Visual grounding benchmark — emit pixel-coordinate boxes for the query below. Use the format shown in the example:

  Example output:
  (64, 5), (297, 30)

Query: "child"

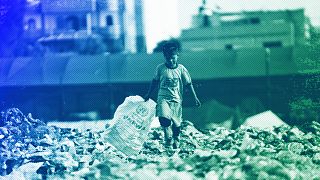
(144, 42), (201, 149)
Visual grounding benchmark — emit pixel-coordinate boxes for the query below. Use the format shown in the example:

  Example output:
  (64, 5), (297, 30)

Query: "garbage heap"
(0, 108), (320, 179)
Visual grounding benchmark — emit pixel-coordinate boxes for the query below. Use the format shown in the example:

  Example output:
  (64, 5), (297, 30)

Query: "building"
(180, 4), (311, 51)
(23, 0), (146, 54)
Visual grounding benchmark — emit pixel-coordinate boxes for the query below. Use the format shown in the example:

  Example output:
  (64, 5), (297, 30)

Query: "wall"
(0, 47), (299, 86)
(0, 47), (311, 122)
(181, 22), (295, 50)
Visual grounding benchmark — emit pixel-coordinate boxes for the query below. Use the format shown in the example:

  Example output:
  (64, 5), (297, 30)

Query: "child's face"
(165, 53), (179, 68)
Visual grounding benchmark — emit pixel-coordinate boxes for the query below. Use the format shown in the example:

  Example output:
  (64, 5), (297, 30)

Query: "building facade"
(180, 7), (311, 51)
(23, 0), (146, 54)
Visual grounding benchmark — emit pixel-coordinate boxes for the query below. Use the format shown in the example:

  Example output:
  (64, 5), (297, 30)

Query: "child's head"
(162, 42), (179, 56)
(162, 42), (180, 68)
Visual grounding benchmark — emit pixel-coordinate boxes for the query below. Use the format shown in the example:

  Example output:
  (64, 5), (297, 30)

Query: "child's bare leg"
(159, 117), (172, 147)
(172, 123), (180, 149)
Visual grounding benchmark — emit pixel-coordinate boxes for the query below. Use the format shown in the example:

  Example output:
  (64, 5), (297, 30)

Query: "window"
(250, 18), (260, 24)
(263, 41), (282, 48)
(225, 44), (233, 50)
(66, 16), (80, 31)
(106, 15), (114, 26)
(80, 15), (87, 28)
(203, 15), (210, 27)
(27, 19), (36, 30)
(56, 16), (65, 30)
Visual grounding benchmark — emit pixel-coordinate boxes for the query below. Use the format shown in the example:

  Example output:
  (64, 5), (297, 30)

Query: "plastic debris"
(0, 108), (319, 179)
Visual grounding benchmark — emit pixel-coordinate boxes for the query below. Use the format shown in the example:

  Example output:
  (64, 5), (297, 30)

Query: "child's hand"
(195, 97), (201, 107)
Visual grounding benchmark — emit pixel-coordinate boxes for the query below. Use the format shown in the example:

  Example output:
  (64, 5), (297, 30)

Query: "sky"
(143, 0), (180, 52)
(143, 0), (320, 52)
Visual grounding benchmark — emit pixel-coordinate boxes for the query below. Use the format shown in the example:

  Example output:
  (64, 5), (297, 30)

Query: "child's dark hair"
(162, 41), (180, 56)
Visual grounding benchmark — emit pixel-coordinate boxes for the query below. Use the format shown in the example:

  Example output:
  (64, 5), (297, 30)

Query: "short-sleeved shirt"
(153, 63), (192, 103)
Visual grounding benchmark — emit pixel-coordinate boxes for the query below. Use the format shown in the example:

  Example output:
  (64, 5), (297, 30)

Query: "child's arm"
(144, 79), (159, 101)
(186, 83), (201, 107)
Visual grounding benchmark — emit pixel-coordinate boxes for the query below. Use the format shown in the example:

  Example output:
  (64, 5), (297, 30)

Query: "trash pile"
(1, 108), (320, 179)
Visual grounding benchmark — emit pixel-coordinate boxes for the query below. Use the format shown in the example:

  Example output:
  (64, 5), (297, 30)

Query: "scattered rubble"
(0, 108), (320, 179)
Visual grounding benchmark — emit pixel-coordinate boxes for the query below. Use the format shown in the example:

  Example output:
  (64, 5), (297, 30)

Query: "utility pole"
(265, 48), (271, 109)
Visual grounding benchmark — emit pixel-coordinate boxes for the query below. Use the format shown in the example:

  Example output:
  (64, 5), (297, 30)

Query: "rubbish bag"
(104, 96), (157, 156)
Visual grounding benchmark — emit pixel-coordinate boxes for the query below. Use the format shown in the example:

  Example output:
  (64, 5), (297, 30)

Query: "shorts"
(156, 99), (182, 126)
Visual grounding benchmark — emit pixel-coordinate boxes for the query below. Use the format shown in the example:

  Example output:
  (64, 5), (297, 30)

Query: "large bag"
(104, 96), (156, 156)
